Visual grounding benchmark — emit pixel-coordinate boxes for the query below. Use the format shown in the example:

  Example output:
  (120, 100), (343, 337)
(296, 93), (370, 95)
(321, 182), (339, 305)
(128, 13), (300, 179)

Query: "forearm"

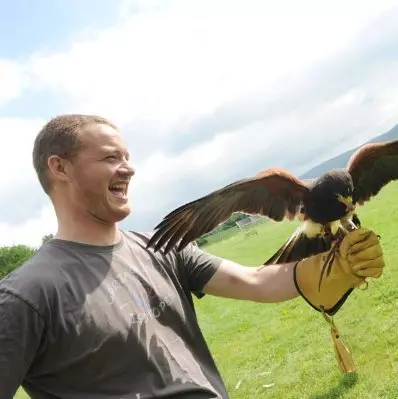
(252, 262), (299, 302)
(202, 259), (299, 303)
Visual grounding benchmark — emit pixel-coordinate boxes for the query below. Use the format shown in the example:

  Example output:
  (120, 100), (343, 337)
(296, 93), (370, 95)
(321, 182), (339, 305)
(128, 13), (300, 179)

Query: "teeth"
(109, 183), (127, 193)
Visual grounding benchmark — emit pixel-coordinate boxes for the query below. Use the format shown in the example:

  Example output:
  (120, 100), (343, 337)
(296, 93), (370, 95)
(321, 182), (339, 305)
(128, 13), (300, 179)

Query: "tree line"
(0, 213), (251, 279)
(0, 234), (53, 279)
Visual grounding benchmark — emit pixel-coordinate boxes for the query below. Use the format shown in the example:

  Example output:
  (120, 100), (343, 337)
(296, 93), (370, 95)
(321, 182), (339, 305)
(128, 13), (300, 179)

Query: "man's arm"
(177, 241), (298, 302)
(202, 259), (299, 303)
(201, 228), (385, 316)
(0, 289), (44, 398)
(179, 228), (384, 315)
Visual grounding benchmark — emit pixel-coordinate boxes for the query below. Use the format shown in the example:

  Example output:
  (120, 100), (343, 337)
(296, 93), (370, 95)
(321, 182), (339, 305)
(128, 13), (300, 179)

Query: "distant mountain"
(300, 124), (398, 178)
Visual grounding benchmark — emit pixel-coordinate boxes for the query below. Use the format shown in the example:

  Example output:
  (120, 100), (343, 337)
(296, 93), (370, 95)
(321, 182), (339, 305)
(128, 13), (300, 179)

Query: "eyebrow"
(100, 147), (130, 158)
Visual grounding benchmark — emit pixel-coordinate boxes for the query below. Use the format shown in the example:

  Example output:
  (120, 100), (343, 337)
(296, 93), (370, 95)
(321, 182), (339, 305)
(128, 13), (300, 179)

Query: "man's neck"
(54, 211), (122, 247)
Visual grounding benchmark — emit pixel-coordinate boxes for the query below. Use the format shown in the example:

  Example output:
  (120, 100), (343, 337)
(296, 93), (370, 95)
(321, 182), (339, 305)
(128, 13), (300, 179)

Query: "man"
(0, 114), (385, 399)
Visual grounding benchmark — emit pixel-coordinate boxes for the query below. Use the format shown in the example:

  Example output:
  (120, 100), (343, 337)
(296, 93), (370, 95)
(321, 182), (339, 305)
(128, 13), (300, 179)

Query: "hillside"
(300, 123), (398, 178)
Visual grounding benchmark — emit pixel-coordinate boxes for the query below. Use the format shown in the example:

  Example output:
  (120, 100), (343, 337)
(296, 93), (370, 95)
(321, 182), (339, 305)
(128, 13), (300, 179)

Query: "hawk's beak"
(337, 195), (355, 212)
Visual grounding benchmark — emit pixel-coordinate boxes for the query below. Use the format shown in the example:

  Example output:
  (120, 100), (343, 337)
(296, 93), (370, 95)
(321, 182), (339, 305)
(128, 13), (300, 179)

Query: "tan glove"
(294, 228), (385, 316)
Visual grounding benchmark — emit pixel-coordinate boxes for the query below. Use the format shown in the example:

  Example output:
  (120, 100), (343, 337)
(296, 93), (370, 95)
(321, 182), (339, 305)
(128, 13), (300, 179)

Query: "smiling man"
(0, 114), (385, 399)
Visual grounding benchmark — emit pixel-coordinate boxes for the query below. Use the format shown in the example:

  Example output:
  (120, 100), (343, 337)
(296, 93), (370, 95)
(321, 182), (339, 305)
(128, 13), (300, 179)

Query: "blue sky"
(1, 0), (398, 247)
(0, 0), (121, 58)
(0, 0), (123, 119)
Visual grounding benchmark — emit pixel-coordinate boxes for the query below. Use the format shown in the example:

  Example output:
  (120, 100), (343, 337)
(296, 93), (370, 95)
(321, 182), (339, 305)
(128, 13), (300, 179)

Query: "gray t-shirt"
(0, 230), (228, 399)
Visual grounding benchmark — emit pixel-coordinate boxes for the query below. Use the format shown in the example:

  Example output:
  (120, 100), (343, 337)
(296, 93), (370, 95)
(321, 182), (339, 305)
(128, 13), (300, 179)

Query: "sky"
(1, 0), (398, 248)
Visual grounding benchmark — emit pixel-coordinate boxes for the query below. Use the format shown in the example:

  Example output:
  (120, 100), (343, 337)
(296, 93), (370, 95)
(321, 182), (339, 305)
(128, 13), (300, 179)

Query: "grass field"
(193, 181), (398, 398)
(15, 181), (398, 398)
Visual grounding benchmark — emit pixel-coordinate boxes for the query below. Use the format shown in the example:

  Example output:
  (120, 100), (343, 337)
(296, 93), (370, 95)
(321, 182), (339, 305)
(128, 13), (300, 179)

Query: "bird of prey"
(147, 139), (398, 278)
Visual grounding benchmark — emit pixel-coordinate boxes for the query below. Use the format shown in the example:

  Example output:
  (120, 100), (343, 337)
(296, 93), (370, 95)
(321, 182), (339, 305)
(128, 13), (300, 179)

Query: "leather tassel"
(321, 310), (356, 374)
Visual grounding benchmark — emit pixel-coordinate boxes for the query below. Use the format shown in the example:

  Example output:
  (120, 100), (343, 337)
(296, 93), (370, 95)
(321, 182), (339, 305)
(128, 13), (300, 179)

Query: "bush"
(196, 237), (208, 247)
(0, 245), (36, 279)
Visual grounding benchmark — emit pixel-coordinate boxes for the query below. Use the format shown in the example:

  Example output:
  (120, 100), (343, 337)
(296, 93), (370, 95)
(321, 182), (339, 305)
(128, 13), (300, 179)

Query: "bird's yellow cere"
(337, 194), (353, 205)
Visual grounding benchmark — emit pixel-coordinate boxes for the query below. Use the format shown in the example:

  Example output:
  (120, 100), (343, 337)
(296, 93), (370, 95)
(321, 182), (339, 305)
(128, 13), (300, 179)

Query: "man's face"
(65, 123), (135, 224)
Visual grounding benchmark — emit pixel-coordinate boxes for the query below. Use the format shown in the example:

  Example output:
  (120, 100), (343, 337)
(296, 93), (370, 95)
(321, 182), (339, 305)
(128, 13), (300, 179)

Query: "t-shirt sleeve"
(177, 243), (223, 299)
(0, 289), (45, 398)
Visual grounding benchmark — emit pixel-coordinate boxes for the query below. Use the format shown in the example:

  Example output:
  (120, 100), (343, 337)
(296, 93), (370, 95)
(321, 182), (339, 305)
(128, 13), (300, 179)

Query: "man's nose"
(119, 161), (135, 177)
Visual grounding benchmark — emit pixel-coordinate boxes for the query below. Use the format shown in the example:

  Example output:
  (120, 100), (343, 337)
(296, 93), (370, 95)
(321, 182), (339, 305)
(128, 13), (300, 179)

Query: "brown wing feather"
(147, 168), (309, 253)
(347, 139), (398, 204)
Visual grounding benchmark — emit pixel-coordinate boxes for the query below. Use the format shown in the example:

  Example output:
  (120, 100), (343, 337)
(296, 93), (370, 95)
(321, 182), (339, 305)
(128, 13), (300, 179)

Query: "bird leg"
(318, 228), (346, 291)
(318, 214), (362, 290)
(341, 216), (358, 233)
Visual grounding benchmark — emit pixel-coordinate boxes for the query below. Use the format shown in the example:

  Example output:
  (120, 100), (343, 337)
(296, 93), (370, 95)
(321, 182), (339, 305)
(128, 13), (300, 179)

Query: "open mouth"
(109, 183), (128, 198)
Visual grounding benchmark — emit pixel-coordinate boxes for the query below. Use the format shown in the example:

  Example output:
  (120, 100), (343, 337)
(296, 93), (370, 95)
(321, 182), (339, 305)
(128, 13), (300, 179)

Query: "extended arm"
(201, 228), (385, 315)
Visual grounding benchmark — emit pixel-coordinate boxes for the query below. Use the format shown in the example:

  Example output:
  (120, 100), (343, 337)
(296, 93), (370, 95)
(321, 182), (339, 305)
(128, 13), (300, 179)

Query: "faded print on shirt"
(0, 230), (228, 399)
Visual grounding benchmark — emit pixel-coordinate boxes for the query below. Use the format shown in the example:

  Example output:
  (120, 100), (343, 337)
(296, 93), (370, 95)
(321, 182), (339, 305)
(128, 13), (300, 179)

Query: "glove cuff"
(293, 260), (319, 311)
(293, 260), (354, 316)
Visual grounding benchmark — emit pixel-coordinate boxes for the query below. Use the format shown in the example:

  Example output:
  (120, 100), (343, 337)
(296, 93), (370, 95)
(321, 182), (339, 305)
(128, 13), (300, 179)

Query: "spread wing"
(147, 168), (309, 253)
(347, 139), (398, 204)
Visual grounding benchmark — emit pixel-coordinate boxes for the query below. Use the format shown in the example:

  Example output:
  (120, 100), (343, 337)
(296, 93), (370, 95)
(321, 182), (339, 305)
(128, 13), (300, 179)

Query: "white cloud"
(0, 118), (55, 246)
(0, 60), (31, 106)
(3, 0), (398, 246)
(130, 78), (398, 228)
(26, 0), (390, 129)
(0, 205), (56, 248)
(0, 117), (45, 185)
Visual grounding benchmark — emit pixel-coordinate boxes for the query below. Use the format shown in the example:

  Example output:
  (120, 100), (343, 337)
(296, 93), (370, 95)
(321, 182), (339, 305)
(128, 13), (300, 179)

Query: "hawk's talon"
(318, 233), (344, 291)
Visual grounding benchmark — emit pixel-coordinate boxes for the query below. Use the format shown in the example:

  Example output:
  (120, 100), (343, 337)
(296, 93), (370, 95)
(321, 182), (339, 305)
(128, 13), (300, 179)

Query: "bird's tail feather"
(262, 224), (333, 265)
(261, 213), (361, 266)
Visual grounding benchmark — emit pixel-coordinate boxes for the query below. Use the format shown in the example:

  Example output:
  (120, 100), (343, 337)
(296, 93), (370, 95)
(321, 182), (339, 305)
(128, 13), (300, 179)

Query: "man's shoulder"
(0, 244), (64, 314)
(121, 229), (169, 253)
(1, 243), (60, 281)
(0, 238), (101, 298)
(122, 229), (155, 241)
(121, 229), (213, 256)
(121, 229), (221, 267)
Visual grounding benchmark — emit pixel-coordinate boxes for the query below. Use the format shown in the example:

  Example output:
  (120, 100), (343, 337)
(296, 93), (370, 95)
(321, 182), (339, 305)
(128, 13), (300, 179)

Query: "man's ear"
(47, 155), (71, 184)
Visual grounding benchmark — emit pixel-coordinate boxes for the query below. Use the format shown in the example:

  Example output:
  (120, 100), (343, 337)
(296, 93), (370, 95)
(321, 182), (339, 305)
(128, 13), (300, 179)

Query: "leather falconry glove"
(293, 228), (385, 374)
(294, 227), (385, 316)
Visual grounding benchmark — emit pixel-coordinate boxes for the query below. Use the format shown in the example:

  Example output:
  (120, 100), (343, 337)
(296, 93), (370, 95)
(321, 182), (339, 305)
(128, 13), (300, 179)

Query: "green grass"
(14, 182), (398, 398)
(193, 181), (398, 398)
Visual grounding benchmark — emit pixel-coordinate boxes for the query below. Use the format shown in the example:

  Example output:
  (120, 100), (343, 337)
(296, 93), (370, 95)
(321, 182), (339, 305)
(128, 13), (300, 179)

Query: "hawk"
(146, 139), (398, 275)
